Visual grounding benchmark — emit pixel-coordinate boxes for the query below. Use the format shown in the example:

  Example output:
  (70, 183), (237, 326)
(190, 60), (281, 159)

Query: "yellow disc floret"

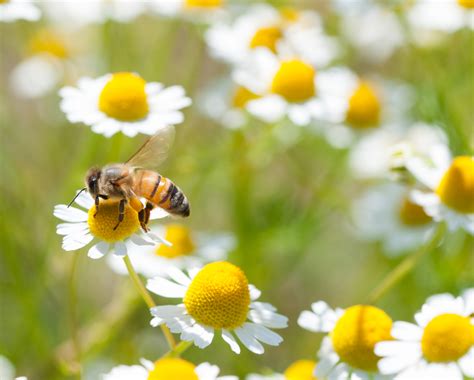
(28, 29), (69, 59)
(331, 305), (393, 372)
(421, 314), (474, 363)
(346, 82), (381, 128)
(184, 0), (222, 8)
(399, 197), (432, 226)
(436, 156), (474, 213)
(232, 86), (259, 109)
(458, 0), (474, 9)
(280, 7), (300, 22)
(156, 224), (195, 258)
(98, 72), (149, 121)
(271, 60), (316, 103)
(184, 261), (250, 329)
(147, 358), (198, 380)
(284, 360), (317, 380)
(250, 26), (283, 53)
(87, 200), (140, 243)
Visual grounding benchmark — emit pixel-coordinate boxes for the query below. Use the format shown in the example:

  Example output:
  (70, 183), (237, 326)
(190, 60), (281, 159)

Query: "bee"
(69, 126), (189, 232)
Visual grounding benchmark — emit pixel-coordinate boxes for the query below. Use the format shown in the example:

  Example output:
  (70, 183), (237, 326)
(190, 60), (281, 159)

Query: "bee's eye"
(88, 178), (97, 189)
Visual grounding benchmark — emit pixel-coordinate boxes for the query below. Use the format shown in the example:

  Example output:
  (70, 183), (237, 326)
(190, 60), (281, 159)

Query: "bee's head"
(85, 167), (102, 197)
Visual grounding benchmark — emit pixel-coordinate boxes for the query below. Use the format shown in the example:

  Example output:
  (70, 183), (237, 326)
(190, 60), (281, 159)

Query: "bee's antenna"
(67, 188), (87, 208)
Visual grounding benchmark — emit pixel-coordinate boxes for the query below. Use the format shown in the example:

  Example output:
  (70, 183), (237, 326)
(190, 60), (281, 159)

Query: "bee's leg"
(113, 198), (126, 230)
(144, 201), (155, 225)
(138, 208), (148, 232)
(93, 194), (109, 217)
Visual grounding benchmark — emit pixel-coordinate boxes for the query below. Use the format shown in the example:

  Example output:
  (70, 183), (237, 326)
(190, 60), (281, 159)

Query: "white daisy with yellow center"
(375, 289), (474, 379)
(298, 301), (393, 380)
(0, 0), (40, 22)
(59, 72), (191, 137)
(53, 190), (168, 259)
(147, 261), (288, 354)
(352, 183), (435, 257)
(107, 223), (234, 278)
(406, 146), (474, 235)
(150, 0), (226, 23)
(205, 4), (338, 67)
(103, 358), (237, 380)
(247, 359), (318, 380)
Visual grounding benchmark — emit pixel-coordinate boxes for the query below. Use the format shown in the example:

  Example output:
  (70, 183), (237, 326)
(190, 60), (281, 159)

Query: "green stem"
(162, 340), (193, 358)
(123, 255), (176, 348)
(68, 251), (82, 379)
(367, 223), (446, 304)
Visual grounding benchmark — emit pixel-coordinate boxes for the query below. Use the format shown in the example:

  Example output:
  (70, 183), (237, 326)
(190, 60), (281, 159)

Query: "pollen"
(155, 224), (195, 258)
(284, 360), (317, 380)
(232, 86), (259, 109)
(345, 82), (381, 128)
(331, 305), (392, 372)
(87, 200), (140, 243)
(184, 0), (222, 8)
(271, 60), (316, 103)
(183, 261), (251, 329)
(436, 156), (474, 214)
(249, 26), (283, 53)
(98, 72), (149, 121)
(421, 314), (474, 363)
(458, 0), (474, 9)
(28, 29), (69, 59)
(147, 358), (198, 380)
(399, 197), (432, 226)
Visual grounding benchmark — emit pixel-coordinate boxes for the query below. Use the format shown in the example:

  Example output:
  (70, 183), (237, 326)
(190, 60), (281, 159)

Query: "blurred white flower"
(246, 360), (317, 380)
(150, 0), (226, 23)
(0, 355), (26, 380)
(376, 289), (474, 379)
(0, 0), (40, 22)
(59, 72), (191, 137)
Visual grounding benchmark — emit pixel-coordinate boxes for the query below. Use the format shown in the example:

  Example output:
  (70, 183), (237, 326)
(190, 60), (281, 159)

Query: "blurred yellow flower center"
(284, 360), (317, 380)
(184, 261), (250, 329)
(436, 156), (474, 213)
(458, 0), (474, 9)
(280, 7), (300, 22)
(155, 224), (195, 258)
(250, 26), (283, 53)
(29, 30), (69, 59)
(271, 60), (316, 102)
(331, 305), (393, 372)
(184, 0), (222, 8)
(421, 314), (474, 363)
(399, 197), (432, 226)
(0, 0), (8, 4)
(98, 72), (149, 121)
(346, 82), (381, 128)
(232, 86), (259, 109)
(147, 358), (197, 380)
(87, 200), (140, 243)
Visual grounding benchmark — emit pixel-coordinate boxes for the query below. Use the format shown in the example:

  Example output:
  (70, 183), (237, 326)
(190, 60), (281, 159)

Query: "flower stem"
(68, 251), (82, 379)
(366, 223), (445, 304)
(123, 255), (176, 348)
(162, 340), (193, 358)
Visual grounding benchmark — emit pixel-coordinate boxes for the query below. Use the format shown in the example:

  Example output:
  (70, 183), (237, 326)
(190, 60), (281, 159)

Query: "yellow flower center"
(331, 305), (393, 372)
(436, 156), (474, 214)
(28, 30), (69, 59)
(87, 200), (140, 243)
(184, 0), (222, 8)
(399, 197), (432, 226)
(98, 72), (149, 121)
(284, 360), (317, 380)
(232, 86), (259, 109)
(421, 314), (474, 363)
(249, 26), (283, 53)
(271, 60), (316, 103)
(155, 224), (195, 258)
(280, 7), (300, 22)
(346, 82), (381, 128)
(147, 358), (198, 380)
(183, 261), (250, 329)
(0, 0), (9, 4)
(458, 0), (474, 9)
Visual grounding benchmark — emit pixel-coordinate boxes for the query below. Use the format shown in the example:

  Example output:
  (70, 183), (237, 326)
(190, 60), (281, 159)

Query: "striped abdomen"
(133, 170), (190, 217)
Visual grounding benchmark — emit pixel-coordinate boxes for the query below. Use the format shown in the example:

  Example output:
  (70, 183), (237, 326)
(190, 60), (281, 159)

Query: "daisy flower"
(205, 4), (338, 67)
(0, 355), (26, 380)
(59, 72), (191, 137)
(406, 146), (474, 234)
(352, 183), (435, 257)
(103, 357), (237, 380)
(298, 301), (393, 380)
(0, 0), (40, 22)
(54, 190), (168, 259)
(107, 223), (235, 278)
(375, 289), (474, 379)
(246, 359), (317, 380)
(147, 261), (288, 354)
(150, 0), (226, 23)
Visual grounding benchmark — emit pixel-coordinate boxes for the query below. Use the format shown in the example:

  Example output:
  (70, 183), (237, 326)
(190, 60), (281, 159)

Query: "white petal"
(62, 232), (93, 251)
(146, 277), (187, 298)
(56, 222), (88, 236)
(113, 241), (128, 257)
(129, 234), (154, 246)
(248, 304), (288, 329)
(88, 241), (109, 259)
(221, 329), (241, 354)
(166, 267), (192, 286)
(459, 347), (474, 378)
(249, 285), (261, 301)
(235, 325), (265, 354)
(181, 322), (214, 349)
(102, 364), (149, 380)
(54, 205), (88, 222)
(195, 362), (220, 379)
(391, 321), (423, 341)
(243, 323), (283, 346)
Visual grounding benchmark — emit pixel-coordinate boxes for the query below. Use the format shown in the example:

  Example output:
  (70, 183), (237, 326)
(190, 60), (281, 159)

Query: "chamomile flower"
(54, 190), (168, 259)
(406, 147), (474, 234)
(352, 183), (434, 256)
(375, 289), (474, 379)
(205, 4), (338, 67)
(103, 358), (237, 380)
(150, 0), (226, 23)
(247, 360), (317, 380)
(147, 261), (288, 354)
(107, 223), (235, 278)
(298, 301), (393, 380)
(0, 355), (26, 380)
(59, 72), (191, 137)
(0, 0), (40, 22)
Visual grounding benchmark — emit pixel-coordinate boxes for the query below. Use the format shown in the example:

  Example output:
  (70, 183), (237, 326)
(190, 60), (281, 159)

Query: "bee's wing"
(126, 125), (175, 170)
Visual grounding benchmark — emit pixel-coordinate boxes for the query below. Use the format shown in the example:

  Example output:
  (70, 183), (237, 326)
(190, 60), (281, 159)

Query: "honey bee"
(69, 126), (189, 232)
